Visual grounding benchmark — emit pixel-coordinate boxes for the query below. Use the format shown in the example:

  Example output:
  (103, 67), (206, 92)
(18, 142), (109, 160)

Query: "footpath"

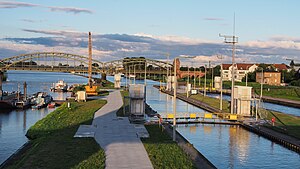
(76, 90), (153, 169)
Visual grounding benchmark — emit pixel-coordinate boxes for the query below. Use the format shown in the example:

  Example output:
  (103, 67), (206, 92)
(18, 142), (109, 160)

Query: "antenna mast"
(219, 14), (238, 114)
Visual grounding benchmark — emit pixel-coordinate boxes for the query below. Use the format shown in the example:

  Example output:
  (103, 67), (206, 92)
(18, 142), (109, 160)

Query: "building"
(174, 58), (204, 79)
(273, 63), (289, 71)
(256, 71), (281, 85)
(222, 63), (258, 82)
(290, 60), (300, 71)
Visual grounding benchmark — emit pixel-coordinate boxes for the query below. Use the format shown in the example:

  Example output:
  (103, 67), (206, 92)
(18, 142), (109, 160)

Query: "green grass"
(101, 80), (114, 89)
(142, 125), (196, 169)
(259, 88), (300, 101)
(7, 100), (107, 169)
(262, 109), (300, 139)
(189, 93), (230, 113)
(116, 90), (129, 117)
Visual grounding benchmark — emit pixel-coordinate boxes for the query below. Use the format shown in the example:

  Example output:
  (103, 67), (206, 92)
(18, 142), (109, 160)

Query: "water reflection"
(177, 124), (300, 169)
(0, 70), (88, 164)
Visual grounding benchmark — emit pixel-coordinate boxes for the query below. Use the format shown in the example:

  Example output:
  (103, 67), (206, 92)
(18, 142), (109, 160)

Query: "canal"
(142, 80), (300, 169)
(0, 71), (299, 168)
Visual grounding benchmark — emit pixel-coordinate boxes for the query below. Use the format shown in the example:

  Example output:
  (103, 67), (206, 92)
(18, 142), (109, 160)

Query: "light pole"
(260, 68), (264, 100)
(245, 65), (250, 87)
(144, 61), (147, 86)
(172, 55), (195, 141)
(204, 64), (207, 96)
(187, 65), (189, 98)
(217, 55), (224, 111)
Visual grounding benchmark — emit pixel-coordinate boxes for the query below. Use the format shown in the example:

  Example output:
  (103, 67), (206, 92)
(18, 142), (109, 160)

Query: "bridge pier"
(101, 73), (107, 81)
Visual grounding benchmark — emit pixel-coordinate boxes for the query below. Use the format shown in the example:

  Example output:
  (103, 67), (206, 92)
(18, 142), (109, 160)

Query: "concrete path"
(92, 90), (153, 169)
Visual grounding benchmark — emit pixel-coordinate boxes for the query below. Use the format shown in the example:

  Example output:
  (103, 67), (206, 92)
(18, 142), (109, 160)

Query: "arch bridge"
(0, 52), (174, 78)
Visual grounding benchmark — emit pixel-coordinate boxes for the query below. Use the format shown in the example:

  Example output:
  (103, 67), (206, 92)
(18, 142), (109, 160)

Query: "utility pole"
(219, 33), (238, 114)
(88, 32), (93, 88)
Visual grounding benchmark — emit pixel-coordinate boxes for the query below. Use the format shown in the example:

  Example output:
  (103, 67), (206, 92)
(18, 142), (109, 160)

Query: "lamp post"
(217, 55), (224, 111)
(172, 55), (195, 141)
(260, 68), (264, 100)
(204, 64), (207, 96)
(187, 65), (189, 97)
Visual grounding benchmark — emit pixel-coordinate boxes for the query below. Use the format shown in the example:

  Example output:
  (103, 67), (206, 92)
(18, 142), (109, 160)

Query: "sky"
(0, 0), (299, 66)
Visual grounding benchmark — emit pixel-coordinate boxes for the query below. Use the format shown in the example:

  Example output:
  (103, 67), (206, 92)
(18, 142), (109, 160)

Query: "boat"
(50, 80), (68, 92)
(31, 92), (52, 109)
(47, 103), (55, 108)
(15, 99), (30, 109)
(0, 92), (18, 109)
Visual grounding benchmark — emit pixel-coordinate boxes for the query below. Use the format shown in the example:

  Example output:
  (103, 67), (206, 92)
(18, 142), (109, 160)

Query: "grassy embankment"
(116, 90), (196, 168)
(141, 125), (196, 169)
(261, 109), (300, 139)
(7, 100), (107, 169)
(180, 78), (300, 101)
(188, 93), (230, 113)
(187, 92), (300, 139)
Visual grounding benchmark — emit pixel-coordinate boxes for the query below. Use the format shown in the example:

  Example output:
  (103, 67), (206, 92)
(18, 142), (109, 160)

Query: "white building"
(222, 63), (258, 82)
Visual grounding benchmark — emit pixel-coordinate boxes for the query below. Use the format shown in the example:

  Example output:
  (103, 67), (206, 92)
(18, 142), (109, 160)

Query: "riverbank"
(155, 86), (300, 154)
(205, 87), (300, 108)
(1, 100), (107, 169)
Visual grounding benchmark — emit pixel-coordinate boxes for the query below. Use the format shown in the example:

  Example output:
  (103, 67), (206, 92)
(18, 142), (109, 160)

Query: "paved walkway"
(91, 90), (153, 169)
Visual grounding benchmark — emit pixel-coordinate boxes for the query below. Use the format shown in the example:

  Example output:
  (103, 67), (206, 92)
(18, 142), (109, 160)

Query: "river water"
(0, 72), (299, 168)
(0, 71), (88, 164)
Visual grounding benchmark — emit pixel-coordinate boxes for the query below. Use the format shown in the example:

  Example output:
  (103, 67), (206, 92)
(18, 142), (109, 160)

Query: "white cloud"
(242, 40), (300, 50)
(0, 1), (92, 14)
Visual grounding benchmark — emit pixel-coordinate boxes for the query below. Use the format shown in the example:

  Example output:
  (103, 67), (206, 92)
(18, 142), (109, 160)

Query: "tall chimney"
(88, 32), (92, 87)
(23, 82), (27, 99)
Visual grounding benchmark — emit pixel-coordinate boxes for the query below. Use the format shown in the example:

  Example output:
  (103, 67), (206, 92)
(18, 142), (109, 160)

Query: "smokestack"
(88, 32), (92, 87)
(24, 82), (27, 99)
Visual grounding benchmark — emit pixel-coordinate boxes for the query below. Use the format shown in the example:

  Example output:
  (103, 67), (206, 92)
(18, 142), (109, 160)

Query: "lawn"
(116, 90), (129, 117)
(189, 93), (230, 113)
(7, 100), (107, 169)
(142, 125), (196, 169)
(262, 109), (300, 139)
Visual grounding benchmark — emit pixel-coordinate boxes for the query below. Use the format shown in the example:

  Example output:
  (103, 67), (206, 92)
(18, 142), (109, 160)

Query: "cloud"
(22, 29), (86, 37)
(269, 35), (300, 42)
(203, 17), (224, 21)
(1, 30), (299, 65)
(0, 1), (38, 8)
(47, 6), (93, 14)
(20, 19), (45, 23)
(0, 1), (92, 14)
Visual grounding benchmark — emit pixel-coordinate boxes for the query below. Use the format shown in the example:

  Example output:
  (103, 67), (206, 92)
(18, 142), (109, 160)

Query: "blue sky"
(0, 0), (299, 65)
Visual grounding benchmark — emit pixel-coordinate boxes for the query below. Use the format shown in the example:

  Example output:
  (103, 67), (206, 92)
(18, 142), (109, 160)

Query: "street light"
(217, 55), (224, 111)
(172, 55), (195, 141)
(204, 64), (207, 96)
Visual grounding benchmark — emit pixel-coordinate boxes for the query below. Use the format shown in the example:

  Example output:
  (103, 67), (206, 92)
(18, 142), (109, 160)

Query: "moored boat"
(47, 103), (56, 108)
(31, 92), (52, 109)
(50, 80), (68, 92)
